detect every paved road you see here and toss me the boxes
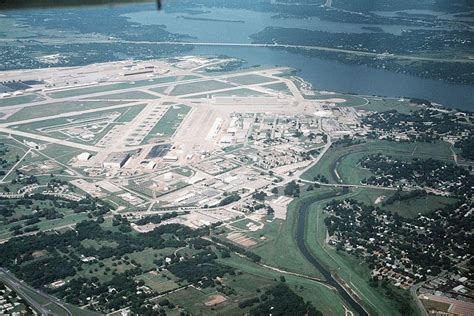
[107,40,474,64]
[0,268,73,316]
[2,37,471,63]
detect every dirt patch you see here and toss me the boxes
[205,295,227,306]
[227,232,257,247]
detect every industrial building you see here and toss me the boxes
[103,152,130,169]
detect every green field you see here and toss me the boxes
[142,104,190,143]
[356,97,417,114]
[261,82,292,95]
[172,166,194,177]
[6,100,128,122]
[301,140,455,184]
[305,93,368,107]
[136,270,181,293]
[166,80,233,96]
[382,194,457,218]
[0,94,43,107]
[226,74,276,85]
[229,218,261,230]
[86,91,158,100]
[185,88,268,99]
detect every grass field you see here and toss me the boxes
[135,270,181,293]
[382,194,457,218]
[167,80,233,96]
[81,239,119,250]
[305,93,368,107]
[301,188,420,316]
[172,166,194,177]
[6,100,128,122]
[86,91,158,100]
[185,88,269,99]
[0,94,43,107]
[357,97,417,114]
[261,82,292,95]
[229,218,261,230]
[301,140,455,184]
[226,74,276,85]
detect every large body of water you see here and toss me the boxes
[126,7,474,111]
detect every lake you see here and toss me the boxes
[125,7,474,110]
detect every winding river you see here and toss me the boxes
[295,193,369,316]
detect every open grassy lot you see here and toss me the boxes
[85,91,158,100]
[226,74,276,85]
[0,94,43,107]
[229,218,261,230]
[261,82,292,95]
[302,188,420,316]
[301,140,455,184]
[357,97,417,114]
[167,80,233,96]
[135,270,181,293]
[185,88,269,99]
[0,137,29,173]
[81,239,119,250]
[172,166,194,177]
[164,286,214,315]
[37,143,83,165]
[382,194,457,218]
[306,93,368,107]
[5,100,128,122]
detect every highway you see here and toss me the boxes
[2,37,472,64]
[101,40,474,64]
[0,268,73,316]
